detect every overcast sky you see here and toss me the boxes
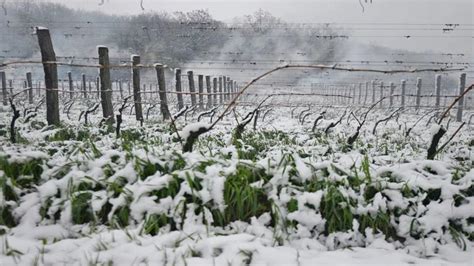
[40,0,473,54]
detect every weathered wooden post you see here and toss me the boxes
[227,77,232,101]
[67,71,74,100]
[401,80,406,108]
[1,72,7,106]
[435,74,441,108]
[364,81,369,104]
[119,80,123,99]
[198,74,204,109]
[206,75,212,109]
[175,68,184,110]
[371,80,376,104]
[132,55,143,123]
[98,46,115,124]
[187,71,196,106]
[389,82,395,107]
[37,81,41,96]
[228,79,234,100]
[81,73,87,98]
[26,72,34,104]
[36,27,60,125]
[60,79,64,97]
[155,64,170,120]
[234,81,238,98]
[96,77,100,98]
[456,73,466,122]
[213,77,218,106]
[358,83,362,105]
[8,80,13,96]
[415,78,422,110]
[379,82,384,108]
[223,76,228,102]
[218,76,223,104]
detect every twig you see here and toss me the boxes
[325,111,347,134]
[85,103,100,125]
[438,84,473,124]
[116,96,133,138]
[312,111,326,132]
[208,65,463,131]
[435,122,465,156]
[9,98,20,143]
[372,107,403,135]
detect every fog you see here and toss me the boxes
[0,1,471,93]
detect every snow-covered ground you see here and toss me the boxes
[0,103,473,265]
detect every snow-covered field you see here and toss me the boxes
[0,104,473,265]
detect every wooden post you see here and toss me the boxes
[175,69,184,110]
[228,80,234,100]
[371,80,376,104]
[213,77,218,106]
[8,80,12,96]
[132,55,143,123]
[223,76,227,102]
[37,81,41,96]
[26,72,33,104]
[67,71,74,100]
[456,73,466,122]
[206,75,212,109]
[219,76,223,104]
[358,83,362,105]
[198,74,204,109]
[96,77,100,98]
[36,28,60,125]
[82,73,87,98]
[1,72,7,106]
[187,71,196,106]
[364,81,369,105]
[389,82,395,107]
[379,82,384,108]
[98,46,115,124]
[227,77,232,101]
[155,64,170,120]
[435,74,441,108]
[415,78,422,110]
[119,80,123,99]
[234,81,238,98]
[401,80,406,108]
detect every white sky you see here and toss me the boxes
[33,0,474,54]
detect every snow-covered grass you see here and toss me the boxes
[0,106,473,265]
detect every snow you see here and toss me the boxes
[0,104,472,265]
[179,122,212,140]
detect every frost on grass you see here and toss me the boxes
[0,108,472,265]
